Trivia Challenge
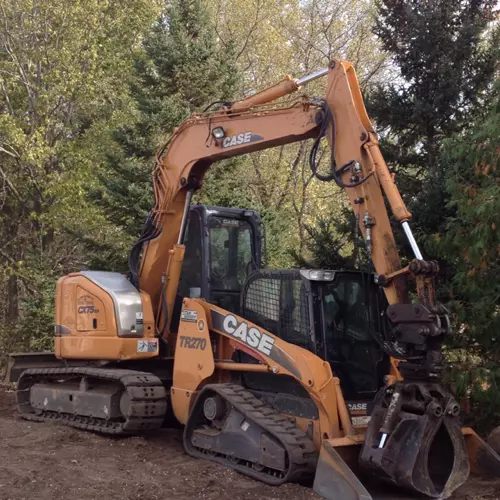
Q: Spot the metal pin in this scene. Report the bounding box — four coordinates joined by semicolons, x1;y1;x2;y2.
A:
363;213;374;256
379;433;387;449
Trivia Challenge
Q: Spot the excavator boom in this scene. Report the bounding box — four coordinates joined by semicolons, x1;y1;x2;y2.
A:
135;60;410;319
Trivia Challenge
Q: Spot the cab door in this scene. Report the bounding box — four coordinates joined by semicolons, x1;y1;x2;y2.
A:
208;216;256;315
177;206;261;317
319;273;389;401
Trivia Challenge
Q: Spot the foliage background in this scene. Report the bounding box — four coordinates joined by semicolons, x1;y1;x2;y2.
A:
0;0;499;431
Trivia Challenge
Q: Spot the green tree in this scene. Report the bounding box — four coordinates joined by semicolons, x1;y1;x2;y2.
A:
366;0;500;432
435;87;500;432
368;0;499;237
290;214;353;270
0;0;159;353
90;0;241;270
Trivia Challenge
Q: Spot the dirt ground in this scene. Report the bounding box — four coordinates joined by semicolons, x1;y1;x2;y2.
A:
0;387;498;500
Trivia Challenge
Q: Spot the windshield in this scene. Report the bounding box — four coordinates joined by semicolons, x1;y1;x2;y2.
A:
209;217;254;291
323;278;375;342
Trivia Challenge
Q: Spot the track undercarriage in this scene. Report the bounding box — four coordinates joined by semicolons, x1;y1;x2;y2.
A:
17;371;318;486
17;367;167;434
184;383;318;486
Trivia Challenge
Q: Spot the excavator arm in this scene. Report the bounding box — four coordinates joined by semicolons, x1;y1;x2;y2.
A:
128;59;480;498
137;60;411;325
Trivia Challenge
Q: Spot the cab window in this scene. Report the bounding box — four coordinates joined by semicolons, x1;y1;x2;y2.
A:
209;217;254;291
243;275;311;350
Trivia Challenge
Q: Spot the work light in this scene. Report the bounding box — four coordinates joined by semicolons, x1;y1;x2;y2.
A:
212;127;225;140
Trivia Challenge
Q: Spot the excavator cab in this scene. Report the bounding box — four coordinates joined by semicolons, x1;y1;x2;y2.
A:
177;205;262;316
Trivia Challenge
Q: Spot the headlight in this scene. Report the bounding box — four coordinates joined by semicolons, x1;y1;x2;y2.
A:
300;269;335;281
309;270;324;280
212;126;225;140
322;271;335;280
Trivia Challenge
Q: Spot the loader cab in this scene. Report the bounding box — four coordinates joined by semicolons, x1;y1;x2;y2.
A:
241;269;390;401
178;205;262;316
177;205;388;400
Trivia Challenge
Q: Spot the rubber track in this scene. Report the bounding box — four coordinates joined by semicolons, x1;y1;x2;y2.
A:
184;383;318;485
17;367;167;435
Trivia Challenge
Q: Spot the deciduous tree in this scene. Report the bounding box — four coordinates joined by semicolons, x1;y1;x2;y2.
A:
0;0;159;352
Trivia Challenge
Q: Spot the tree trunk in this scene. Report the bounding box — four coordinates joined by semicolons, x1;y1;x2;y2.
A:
6;274;18;323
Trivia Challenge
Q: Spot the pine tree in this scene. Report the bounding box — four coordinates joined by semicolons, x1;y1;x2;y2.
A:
292;2;498;271
289;214;353;270
89;0;240;270
368;0;499;236
367;0;500;432
436;85;500;433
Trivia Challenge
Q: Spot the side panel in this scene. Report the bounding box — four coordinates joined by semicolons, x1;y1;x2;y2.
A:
76;286;107;332
55;273;158;361
54;337;159;361
80;270;146;337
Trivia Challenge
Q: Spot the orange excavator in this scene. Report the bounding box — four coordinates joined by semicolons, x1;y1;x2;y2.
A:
9;59;500;499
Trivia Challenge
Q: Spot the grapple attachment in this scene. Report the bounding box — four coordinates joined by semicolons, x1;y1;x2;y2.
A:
359;381;470;499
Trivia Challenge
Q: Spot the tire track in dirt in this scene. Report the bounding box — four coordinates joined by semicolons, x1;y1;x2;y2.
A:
0;388;498;500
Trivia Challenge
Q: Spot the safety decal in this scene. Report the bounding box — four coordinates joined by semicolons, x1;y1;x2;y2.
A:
351;416;371;426
137;339;158;353
347;402;369;425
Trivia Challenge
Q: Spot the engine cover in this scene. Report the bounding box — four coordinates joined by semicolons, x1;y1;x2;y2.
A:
80;271;144;337
54;271;157;361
